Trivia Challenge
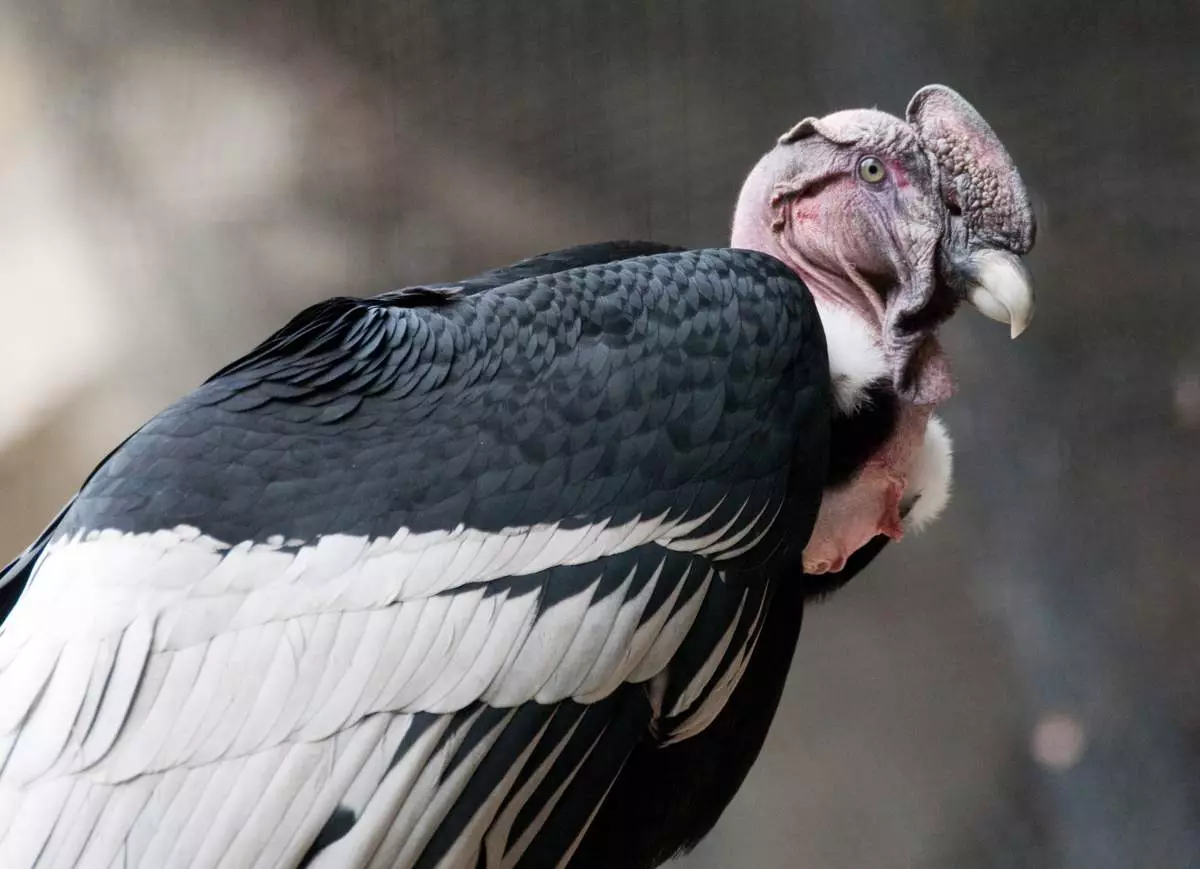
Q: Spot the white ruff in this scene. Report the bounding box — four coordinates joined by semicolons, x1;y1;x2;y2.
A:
813;299;887;413
904;415;953;532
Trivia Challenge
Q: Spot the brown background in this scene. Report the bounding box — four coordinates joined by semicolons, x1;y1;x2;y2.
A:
1;2;1197;866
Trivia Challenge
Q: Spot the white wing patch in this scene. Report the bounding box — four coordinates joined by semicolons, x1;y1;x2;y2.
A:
5;510;747;651
0;509;760;868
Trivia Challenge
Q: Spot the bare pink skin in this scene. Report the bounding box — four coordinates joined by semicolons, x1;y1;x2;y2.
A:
729;89;1034;576
730;110;954;574
801;401;931;574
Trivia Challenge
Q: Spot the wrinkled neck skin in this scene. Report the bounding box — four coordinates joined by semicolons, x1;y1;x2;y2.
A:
730;175;883;338
784;241;887;334
731;194;943;576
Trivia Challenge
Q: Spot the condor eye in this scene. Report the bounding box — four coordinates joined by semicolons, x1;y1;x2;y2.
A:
857;156;887;184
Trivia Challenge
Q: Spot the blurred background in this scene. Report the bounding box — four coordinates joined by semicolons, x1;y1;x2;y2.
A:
1;1;1197;866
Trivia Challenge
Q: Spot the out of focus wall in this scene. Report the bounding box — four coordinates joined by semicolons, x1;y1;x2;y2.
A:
1;2;1198;867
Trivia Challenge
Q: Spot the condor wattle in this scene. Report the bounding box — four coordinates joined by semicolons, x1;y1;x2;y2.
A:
0;85;1034;869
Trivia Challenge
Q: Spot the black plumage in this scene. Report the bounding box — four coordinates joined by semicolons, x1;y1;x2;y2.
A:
825;383;898;488
0;242;895;869
59;247;825;548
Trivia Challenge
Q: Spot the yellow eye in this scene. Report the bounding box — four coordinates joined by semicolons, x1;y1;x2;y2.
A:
858;156;887;184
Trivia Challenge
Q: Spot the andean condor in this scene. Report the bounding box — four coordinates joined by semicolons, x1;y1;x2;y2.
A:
0;85;1035;868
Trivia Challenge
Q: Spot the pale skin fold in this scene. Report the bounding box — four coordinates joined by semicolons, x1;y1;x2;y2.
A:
728;85;1037;574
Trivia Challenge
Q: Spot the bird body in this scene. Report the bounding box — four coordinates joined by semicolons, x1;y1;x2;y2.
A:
0;85;1035;868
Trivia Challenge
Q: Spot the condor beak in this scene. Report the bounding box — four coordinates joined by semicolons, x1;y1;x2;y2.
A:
961;248;1035;338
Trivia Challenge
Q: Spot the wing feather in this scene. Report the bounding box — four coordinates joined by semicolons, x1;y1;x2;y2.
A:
266;713;392;869
234;742;338;869
190;624;288;769
124;766;192;868
351;600;432;720
390;710;512;868
628;568;714;683
391;590;486;711
191;747;289;869
0;776;70;867
412;593;504;713
160;754;251;869
261;613;342;748
536;566;635;701
497;578;600;707
76;615;153;773
300;607;399;740
81;771;157;869
32;777;96;869
95;641;205;782
421;591;537;715
154;632;239;766
573;562;659;702
0;643;59;736
375;596;449;711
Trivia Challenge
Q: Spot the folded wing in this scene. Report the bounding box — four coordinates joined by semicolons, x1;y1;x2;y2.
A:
0;248;830;869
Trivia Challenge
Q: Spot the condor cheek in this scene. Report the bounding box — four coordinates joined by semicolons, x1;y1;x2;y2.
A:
854;201;907;279
835;195;899;276
790;197;822;226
